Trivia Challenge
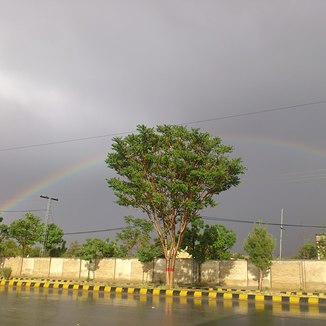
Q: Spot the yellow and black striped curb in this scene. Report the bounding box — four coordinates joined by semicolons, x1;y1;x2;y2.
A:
9;278;326;298
1;279;326;306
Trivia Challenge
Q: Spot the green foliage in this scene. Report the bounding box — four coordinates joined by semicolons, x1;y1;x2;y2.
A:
0;223;9;241
0;240;20;258
9;214;43;256
317;236;326;259
43;223;65;256
244;223;275;271
182;219;236;264
296;242;318;259
0;222;10;257
115;216;153;258
203;224;236;260
78;238;117;262
137;239;164;263
63;241;81;258
29;246;42;258
244;223;275;290
79;238;117;280
107;125;245;216
106;125;245;287
0;267;12;280
231;252;246;260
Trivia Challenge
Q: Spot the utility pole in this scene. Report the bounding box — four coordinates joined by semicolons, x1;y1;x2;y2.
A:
40;195;58;257
279;208;284;260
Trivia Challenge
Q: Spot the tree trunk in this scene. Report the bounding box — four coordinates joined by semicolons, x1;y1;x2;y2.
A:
197;263;202;284
165;251;177;288
259;268;263;291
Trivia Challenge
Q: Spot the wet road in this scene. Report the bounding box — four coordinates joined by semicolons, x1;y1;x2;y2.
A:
0;286;326;325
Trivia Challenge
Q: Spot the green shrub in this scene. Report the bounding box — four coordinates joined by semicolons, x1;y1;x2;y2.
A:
1;267;12;280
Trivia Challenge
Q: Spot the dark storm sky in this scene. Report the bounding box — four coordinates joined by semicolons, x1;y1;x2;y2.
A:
1;1;326;256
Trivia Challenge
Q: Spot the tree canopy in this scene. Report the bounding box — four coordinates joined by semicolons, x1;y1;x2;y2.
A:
106;124;245;287
115;216;153;258
78;238;117;280
181;219;236;283
43;223;65;257
182;220;236;263
9;213;43;256
0;218;10;258
295;242;318;260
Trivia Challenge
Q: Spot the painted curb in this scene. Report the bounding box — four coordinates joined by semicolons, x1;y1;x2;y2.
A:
1;278;325;306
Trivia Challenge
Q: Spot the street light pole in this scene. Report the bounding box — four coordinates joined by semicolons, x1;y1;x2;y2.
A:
279;208;284;260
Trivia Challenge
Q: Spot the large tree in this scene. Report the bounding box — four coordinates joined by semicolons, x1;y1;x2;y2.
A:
244;223;275;290
106;125;245;287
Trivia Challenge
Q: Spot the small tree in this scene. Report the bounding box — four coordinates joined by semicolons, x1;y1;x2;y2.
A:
244;223;275;290
296;242;318;260
107;125;245;287
203;224;236;260
78;238;117;281
181;219;236;283
9;214;43;256
0;219;9;258
43;223;66;257
0;239;20;258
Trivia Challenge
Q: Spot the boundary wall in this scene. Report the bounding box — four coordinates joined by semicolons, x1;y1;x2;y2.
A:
1;257;326;291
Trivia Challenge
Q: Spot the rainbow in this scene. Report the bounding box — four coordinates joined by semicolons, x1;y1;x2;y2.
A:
0;152;108;213
1;134;326;213
222;133;326;158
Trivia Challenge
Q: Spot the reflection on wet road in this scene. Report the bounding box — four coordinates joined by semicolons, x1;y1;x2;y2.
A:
0;286;326;325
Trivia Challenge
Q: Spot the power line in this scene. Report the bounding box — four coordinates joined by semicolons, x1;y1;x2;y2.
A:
1;99;325;153
63;227;125;235
0;131;131;152
182;99;326;126
202;216;326;229
62;216;325;237
0;209;46;213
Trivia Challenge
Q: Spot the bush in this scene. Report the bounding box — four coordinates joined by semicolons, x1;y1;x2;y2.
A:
0;267;12;280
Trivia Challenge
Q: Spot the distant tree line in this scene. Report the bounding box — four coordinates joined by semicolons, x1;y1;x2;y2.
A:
0;213;238;281
0;214;237;263
1;213;324;288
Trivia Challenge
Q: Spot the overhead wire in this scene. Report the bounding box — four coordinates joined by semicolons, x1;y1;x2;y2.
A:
61;216;325;236
2;99;325;231
0;209;46;213
63;227;125;235
202;216;326;229
247;168;326;184
1;99;325;153
182;99;326;126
